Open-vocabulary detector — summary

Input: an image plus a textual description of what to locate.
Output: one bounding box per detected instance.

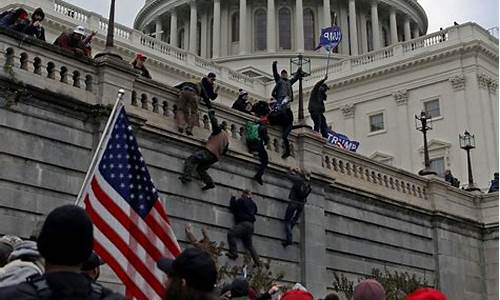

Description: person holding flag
[75,90,182,300]
[308,75,329,138]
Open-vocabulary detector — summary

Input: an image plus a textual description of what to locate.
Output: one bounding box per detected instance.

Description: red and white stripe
[83,171,181,300]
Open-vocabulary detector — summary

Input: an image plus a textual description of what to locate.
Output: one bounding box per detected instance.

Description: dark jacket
[232,95,250,114]
[200,77,218,105]
[308,78,327,113]
[251,101,270,118]
[0,272,126,300]
[288,170,311,204]
[133,65,152,79]
[0,9,26,28]
[229,195,257,224]
[272,61,299,102]
[54,32,85,56]
[489,178,499,193]
[22,23,45,41]
[259,124,269,146]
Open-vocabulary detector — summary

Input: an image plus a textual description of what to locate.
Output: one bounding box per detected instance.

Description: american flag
[81,105,181,300]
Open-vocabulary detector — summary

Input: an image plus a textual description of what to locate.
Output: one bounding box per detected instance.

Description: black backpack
[26,274,112,300]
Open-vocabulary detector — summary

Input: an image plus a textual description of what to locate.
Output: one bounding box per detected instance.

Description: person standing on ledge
[179,110,229,191]
[131,53,152,79]
[226,190,260,267]
[282,167,312,248]
[200,72,219,109]
[271,61,300,159]
[308,75,329,138]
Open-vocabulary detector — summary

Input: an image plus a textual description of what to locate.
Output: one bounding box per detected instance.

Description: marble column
[239,0,248,55]
[200,13,208,57]
[213,0,221,58]
[389,8,398,44]
[296,0,305,53]
[348,0,358,55]
[170,10,178,46]
[267,0,276,52]
[155,18,163,40]
[370,1,381,50]
[404,16,411,41]
[359,10,368,53]
[340,4,349,54]
[323,0,331,27]
[189,1,198,53]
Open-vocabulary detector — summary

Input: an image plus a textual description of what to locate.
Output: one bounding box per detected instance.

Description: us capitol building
[2,0,497,189]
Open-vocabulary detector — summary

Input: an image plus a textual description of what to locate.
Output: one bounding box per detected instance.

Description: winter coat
[308,78,327,113]
[0,271,126,300]
[489,178,499,193]
[229,195,257,224]
[232,95,250,114]
[272,61,299,102]
[0,260,43,288]
[22,23,45,41]
[133,65,151,79]
[205,113,229,160]
[287,170,311,204]
[200,77,218,103]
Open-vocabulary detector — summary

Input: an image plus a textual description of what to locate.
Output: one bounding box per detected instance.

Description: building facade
[0,0,497,189]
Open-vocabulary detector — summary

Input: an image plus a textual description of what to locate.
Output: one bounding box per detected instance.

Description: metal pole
[466,148,475,187]
[75,89,125,206]
[105,0,116,49]
[423,126,430,169]
[298,75,304,121]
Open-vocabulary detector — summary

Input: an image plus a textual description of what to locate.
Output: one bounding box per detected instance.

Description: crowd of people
[0,205,449,300]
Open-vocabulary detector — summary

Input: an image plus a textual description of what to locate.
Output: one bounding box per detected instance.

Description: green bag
[245,121,260,142]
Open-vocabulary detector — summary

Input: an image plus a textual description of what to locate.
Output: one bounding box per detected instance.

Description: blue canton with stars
[98,107,159,218]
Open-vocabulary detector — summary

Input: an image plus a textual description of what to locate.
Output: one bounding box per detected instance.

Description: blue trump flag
[326,130,360,152]
[315,26,342,51]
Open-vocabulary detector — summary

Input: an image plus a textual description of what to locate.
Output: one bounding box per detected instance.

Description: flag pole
[325,14,337,78]
[75,89,126,206]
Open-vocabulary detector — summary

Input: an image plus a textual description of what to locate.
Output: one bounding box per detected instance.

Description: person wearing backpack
[246,119,270,185]
[282,167,312,248]
[0,205,126,300]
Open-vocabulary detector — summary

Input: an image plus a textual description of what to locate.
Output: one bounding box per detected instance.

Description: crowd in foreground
[0,205,449,300]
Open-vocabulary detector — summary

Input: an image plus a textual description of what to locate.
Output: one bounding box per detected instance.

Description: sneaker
[253,176,263,185]
[201,183,215,191]
[281,151,291,159]
[179,176,191,184]
[226,252,238,260]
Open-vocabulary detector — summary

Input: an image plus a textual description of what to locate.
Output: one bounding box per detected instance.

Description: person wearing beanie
[308,75,330,138]
[200,72,219,109]
[157,247,218,300]
[81,251,105,282]
[21,8,46,41]
[405,288,447,300]
[0,205,126,300]
[232,90,252,114]
[352,279,386,300]
[0,240,44,288]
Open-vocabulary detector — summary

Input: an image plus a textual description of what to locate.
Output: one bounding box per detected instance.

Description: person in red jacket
[54,25,95,57]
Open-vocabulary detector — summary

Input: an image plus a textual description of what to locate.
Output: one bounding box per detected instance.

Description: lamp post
[95,0,122,60]
[290,54,311,128]
[415,111,437,176]
[459,131,480,192]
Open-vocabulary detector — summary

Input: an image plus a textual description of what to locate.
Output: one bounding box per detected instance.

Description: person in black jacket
[232,89,252,114]
[308,75,329,138]
[488,172,499,193]
[226,190,260,266]
[246,120,270,185]
[282,168,312,248]
[0,205,126,300]
[131,53,152,79]
[200,72,219,109]
[21,8,46,41]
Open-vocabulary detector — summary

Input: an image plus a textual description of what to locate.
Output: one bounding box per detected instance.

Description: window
[254,9,267,51]
[424,99,441,119]
[366,21,373,52]
[430,157,445,177]
[369,113,384,132]
[209,18,214,57]
[304,9,315,50]
[197,21,202,56]
[279,8,291,50]
[231,13,239,42]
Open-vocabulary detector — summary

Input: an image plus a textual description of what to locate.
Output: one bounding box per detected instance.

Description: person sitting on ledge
[179,110,229,191]
[131,53,152,79]
[200,72,219,109]
[21,8,46,41]
[232,89,252,114]
[54,25,95,58]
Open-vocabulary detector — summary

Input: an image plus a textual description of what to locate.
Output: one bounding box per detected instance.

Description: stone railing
[0,27,493,221]
[306,23,498,84]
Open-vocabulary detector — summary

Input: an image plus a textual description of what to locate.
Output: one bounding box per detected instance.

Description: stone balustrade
[0,26,493,224]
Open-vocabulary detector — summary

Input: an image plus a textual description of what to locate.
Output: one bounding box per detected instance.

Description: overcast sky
[66,0,498,34]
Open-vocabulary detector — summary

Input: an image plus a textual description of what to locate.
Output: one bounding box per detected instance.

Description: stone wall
[0,29,497,299]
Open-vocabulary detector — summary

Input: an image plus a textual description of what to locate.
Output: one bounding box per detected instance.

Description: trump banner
[327,130,360,152]
[315,26,342,51]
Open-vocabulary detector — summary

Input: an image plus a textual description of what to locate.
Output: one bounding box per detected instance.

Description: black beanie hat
[37,205,93,266]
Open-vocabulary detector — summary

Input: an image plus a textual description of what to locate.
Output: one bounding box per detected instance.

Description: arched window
[254,9,267,51]
[304,9,315,50]
[279,8,291,50]
[197,21,202,56]
[366,21,373,52]
[231,12,239,42]
[178,28,185,49]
